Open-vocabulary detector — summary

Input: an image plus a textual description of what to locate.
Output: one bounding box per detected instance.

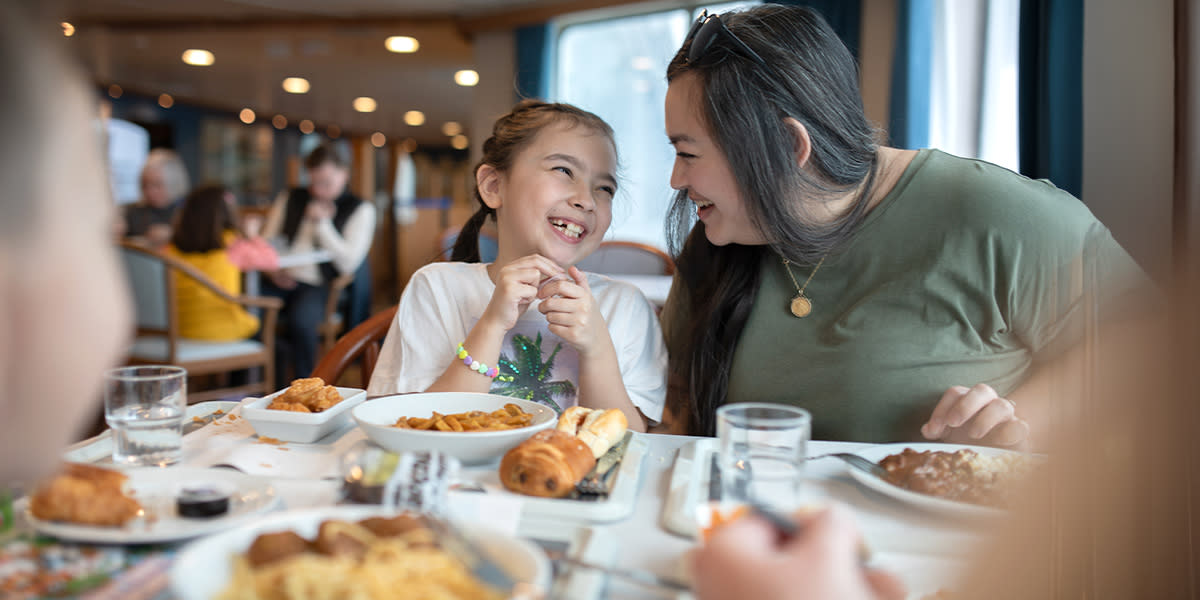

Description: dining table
[10,401,1002,600]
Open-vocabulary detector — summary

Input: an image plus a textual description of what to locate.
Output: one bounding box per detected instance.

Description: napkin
[181,412,366,479]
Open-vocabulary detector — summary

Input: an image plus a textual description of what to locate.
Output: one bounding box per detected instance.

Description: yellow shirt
[165,234,260,341]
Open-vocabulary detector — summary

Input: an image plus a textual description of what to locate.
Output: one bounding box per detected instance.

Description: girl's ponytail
[450,205,494,263]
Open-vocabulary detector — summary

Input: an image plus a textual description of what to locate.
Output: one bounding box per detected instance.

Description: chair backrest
[311,305,398,386]
[120,244,172,331]
[575,241,675,275]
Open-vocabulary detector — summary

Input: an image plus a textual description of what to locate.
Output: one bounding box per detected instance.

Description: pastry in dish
[499,429,595,498]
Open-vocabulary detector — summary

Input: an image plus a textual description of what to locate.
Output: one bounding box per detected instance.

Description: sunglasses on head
[684,9,767,67]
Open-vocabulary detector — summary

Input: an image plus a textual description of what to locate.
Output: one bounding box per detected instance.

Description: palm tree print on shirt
[492,333,576,414]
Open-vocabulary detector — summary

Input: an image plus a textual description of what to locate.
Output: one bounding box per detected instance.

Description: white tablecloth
[63,412,993,599]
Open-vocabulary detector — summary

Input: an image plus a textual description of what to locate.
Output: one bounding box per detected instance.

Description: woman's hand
[691,506,905,600]
[267,269,297,290]
[921,383,1030,448]
[481,254,565,332]
[537,266,609,358]
[304,199,335,222]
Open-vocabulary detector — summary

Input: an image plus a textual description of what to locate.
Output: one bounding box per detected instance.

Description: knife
[575,431,633,496]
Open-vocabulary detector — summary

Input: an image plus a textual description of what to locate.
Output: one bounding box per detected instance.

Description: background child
[165,184,260,341]
[367,100,665,431]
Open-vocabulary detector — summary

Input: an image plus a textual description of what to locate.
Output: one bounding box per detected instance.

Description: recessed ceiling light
[272,114,288,129]
[454,70,479,87]
[327,124,341,138]
[404,110,425,126]
[282,77,310,94]
[441,121,462,136]
[61,22,75,37]
[181,49,214,66]
[108,84,123,99]
[402,138,418,153]
[385,36,419,53]
[451,134,469,150]
[371,132,387,148]
[299,119,315,134]
[239,108,256,124]
[353,97,377,113]
[158,93,174,108]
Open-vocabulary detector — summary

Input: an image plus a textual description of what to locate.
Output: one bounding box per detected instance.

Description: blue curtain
[1018,0,1082,197]
[773,0,861,62]
[888,0,933,149]
[515,24,550,101]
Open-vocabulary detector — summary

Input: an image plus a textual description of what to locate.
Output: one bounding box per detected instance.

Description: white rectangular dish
[241,386,365,443]
[459,433,650,530]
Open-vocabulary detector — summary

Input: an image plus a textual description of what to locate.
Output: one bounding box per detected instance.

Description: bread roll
[499,430,596,498]
[557,407,628,458]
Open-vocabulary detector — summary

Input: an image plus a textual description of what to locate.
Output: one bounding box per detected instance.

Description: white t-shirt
[367,262,667,423]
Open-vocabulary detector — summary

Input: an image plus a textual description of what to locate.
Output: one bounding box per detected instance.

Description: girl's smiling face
[480,121,618,268]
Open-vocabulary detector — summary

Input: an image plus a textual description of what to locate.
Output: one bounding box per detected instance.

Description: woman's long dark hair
[450,99,615,262]
[172,184,237,253]
[665,5,882,436]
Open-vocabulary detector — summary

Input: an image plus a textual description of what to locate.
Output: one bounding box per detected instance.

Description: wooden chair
[575,240,676,275]
[119,241,283,403]
[317,272,355,356]
[311,305,398,387]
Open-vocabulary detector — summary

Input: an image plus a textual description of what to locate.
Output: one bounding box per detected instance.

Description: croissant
[499,430,596,498]
[556,407,628,458]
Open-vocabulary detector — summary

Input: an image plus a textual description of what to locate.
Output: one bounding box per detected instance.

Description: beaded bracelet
[456,342,514,382]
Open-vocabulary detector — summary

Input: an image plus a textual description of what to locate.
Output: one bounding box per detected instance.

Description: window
[553,3,757,251]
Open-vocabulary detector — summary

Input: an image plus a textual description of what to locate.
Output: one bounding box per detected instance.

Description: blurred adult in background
[261,143,376,385]
[0,1,131,483]
[164,184,260,342]
[122,148,190,247]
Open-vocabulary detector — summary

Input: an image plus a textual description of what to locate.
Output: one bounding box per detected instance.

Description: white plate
[353,393,556,464]
[843,443,1028,518]
[22,467,279,544]
[168,505,553,600]
[242,386,366,443]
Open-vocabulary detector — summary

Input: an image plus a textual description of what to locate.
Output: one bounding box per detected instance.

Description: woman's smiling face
[665,72,768,246]
[483,120,618,268]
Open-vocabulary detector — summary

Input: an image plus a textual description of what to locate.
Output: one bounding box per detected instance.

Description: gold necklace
[781,255,827,318]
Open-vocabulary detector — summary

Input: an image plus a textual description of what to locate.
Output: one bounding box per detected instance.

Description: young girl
[367,100,666,431]
[165,184,260,341]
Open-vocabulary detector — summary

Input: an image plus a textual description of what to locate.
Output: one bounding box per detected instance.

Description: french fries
[392,403,533,432]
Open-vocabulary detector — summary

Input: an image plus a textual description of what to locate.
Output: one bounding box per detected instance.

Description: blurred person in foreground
[0,2,131,484]
[122,148,190,247]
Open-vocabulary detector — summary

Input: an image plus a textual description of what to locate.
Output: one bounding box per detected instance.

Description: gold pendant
[790,294,812,318]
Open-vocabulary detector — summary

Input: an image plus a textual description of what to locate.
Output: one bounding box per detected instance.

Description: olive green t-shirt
[664,149,1145,442]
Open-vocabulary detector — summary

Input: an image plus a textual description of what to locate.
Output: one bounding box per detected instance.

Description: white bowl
[169,505,551,600]
[352,393,556,464]
[241,386,366,443]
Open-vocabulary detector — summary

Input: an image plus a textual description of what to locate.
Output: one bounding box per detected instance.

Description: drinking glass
[104,366,187,467]
[715,402,811,513]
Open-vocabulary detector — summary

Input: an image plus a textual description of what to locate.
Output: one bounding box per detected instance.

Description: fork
[808,452,887,478]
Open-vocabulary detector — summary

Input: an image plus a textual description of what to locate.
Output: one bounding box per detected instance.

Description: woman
[123,148,190,247]
[658,5,1147,448]
[260,143,376,385]
[164,184,260,341]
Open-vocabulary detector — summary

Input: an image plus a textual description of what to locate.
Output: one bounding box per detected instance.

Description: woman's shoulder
[910,150,1093,221]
